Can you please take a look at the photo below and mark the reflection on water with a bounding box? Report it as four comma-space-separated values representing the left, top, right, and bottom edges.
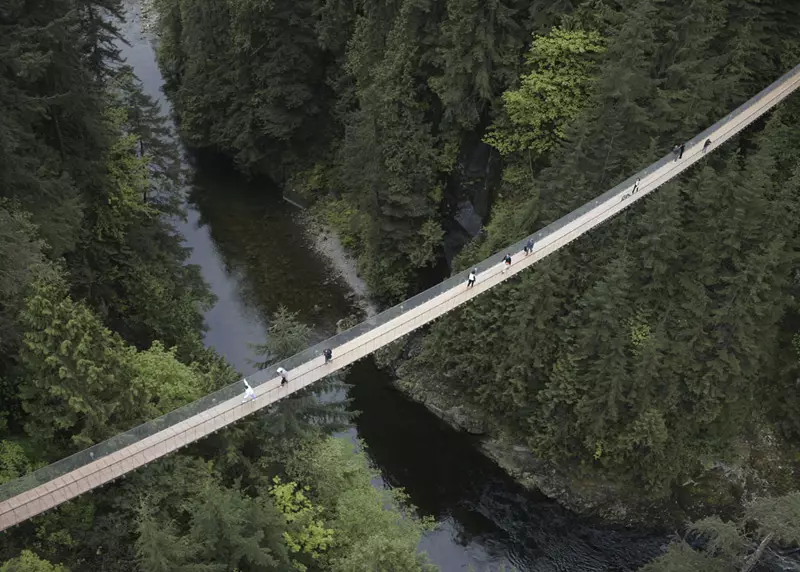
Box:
186, 163, 354, 343
118, 3, 667, 570
347, 360, 666, 571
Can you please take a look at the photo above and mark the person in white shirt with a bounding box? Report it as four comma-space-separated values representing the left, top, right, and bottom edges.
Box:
242, 378, 256, 402
467, 269, 476, 288
277, 367, 288, 386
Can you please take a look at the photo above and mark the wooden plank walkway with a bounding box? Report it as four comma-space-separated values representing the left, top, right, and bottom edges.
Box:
2, 63, 799, 532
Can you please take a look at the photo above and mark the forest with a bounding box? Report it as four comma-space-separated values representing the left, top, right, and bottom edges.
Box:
2, 0, 800, 568
0, 0, 435, 570
148, 0, 800, 568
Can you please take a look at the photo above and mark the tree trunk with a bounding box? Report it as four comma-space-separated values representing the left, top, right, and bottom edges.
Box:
740, 533, 774, 572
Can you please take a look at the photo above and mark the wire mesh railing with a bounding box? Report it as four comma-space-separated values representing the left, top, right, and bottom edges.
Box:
1, 62, 798, 505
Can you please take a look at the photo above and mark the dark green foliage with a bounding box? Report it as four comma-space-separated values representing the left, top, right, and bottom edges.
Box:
17, 273, 142, 449
250, 306, 353, 443
398, 1, 800, 494
0, 0, 106, 257
3, 0, 800, 569
0, 203, 49, 356
155, 0, 328, 173
0, 1, 436, 570
641, 492, 800, 572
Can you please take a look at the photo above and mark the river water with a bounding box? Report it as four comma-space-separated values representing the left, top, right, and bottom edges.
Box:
119, 4, 667, 570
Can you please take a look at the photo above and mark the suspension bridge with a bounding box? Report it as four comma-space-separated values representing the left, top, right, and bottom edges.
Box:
2, 63, 799, 531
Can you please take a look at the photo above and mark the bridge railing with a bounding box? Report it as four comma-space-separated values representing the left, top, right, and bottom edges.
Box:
1, 62, 798, 506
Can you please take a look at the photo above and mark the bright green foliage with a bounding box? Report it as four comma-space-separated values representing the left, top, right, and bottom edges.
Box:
96, 108, 157, 242
284, 437, 437, 572
17, 273, 217, 450
17, 274, 142, 449
269, 477, 334, 570
0, 441, 35, 485
130, 341, 211, 415
0, 203, 48, 354
484, 27, 606, 155
0, 551, 68, 572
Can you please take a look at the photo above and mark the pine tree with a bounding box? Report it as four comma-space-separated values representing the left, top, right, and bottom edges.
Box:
186, 483, 291, 571
17, 274, 144, 449
135, 505, 194, 572
251, 307, 353, 442
429, 0, 525, 131
0, 203, 48, 355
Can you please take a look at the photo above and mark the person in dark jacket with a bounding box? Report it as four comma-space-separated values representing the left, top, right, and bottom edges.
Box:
501, 253, 512, 274
524, 238, 535, 256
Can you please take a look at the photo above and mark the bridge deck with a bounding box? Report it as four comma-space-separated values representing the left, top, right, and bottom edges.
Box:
2, 63, 799, 531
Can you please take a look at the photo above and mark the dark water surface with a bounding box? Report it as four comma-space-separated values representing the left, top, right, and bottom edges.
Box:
119, 4, 667, 570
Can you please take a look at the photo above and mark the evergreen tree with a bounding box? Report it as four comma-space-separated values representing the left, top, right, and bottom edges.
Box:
429, 0, 525, 131
338, 3, 445, 299
17, 273, 143, 449
0, 203, 49, 356
483, 27, 606, 157
284, 437, 437, 572
185, 482, 291, 571
135, 506, 195, 572
641, 492, 800, 572
0, 0, 107, 257
251, 307, 353, 441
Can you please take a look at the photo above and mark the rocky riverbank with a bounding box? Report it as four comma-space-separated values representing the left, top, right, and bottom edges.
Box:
298, 215, 663, 524
300, 219, 799, 528
297, 209, 378, 320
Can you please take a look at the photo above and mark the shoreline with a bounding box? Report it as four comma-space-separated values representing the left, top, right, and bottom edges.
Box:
297, 210, 379, 320
295, 211, 654, 524
297, 216, 796, 529
296, 211, 651, 523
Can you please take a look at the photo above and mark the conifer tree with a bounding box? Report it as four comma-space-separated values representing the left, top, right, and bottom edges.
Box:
17, 274, 144, 449
0, 203, 48, 355
251, 307, 353, 442
430, 0, 525, 131
185, 483, 291, 571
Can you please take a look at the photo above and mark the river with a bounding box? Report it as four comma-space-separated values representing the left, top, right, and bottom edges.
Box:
119, 4, 667, 570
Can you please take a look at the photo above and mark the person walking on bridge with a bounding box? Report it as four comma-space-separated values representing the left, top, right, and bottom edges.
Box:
323, 348, 333, 364
501, 253, 512, 274
467, 268, 477, 288
524, 238, 534, 256
277, 367, 288, 386
242, 378, 256, 402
